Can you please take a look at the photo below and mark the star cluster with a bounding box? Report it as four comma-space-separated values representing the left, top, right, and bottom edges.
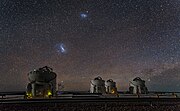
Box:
0, 0, 180, 91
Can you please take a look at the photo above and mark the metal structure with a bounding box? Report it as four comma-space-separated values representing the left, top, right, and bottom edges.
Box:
129, 77, 148, 94
26, 66, 57, 98
105, 79, 117, 94
90, 76, 106, 94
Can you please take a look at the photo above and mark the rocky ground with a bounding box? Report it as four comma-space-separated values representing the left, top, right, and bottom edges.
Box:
0, 101, 180, 111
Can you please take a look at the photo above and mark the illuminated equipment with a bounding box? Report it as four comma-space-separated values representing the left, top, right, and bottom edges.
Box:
26, 66, 56, 98
90, 76, 106, 94
105, 79, 117, 94
129, 77, 148, 94
26, 92, 32, 99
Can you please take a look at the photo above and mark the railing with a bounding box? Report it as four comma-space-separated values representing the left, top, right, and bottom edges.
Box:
117, 91, 180, 98
1, 91, 180, 99
0, 91, 26, 99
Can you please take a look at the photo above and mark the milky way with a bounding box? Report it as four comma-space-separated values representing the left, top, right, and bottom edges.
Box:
0, 0, 180, 91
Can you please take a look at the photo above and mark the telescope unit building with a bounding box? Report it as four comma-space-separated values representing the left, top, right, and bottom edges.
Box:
26, 66, 57, 98
105, 79, 117, 94
129, 77, 148, 94
90, 76, 106, 94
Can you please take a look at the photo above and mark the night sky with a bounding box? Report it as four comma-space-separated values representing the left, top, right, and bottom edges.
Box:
0, 0, 180, 92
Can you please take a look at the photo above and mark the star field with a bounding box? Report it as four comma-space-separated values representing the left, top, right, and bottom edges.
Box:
0, 0, 180, 91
